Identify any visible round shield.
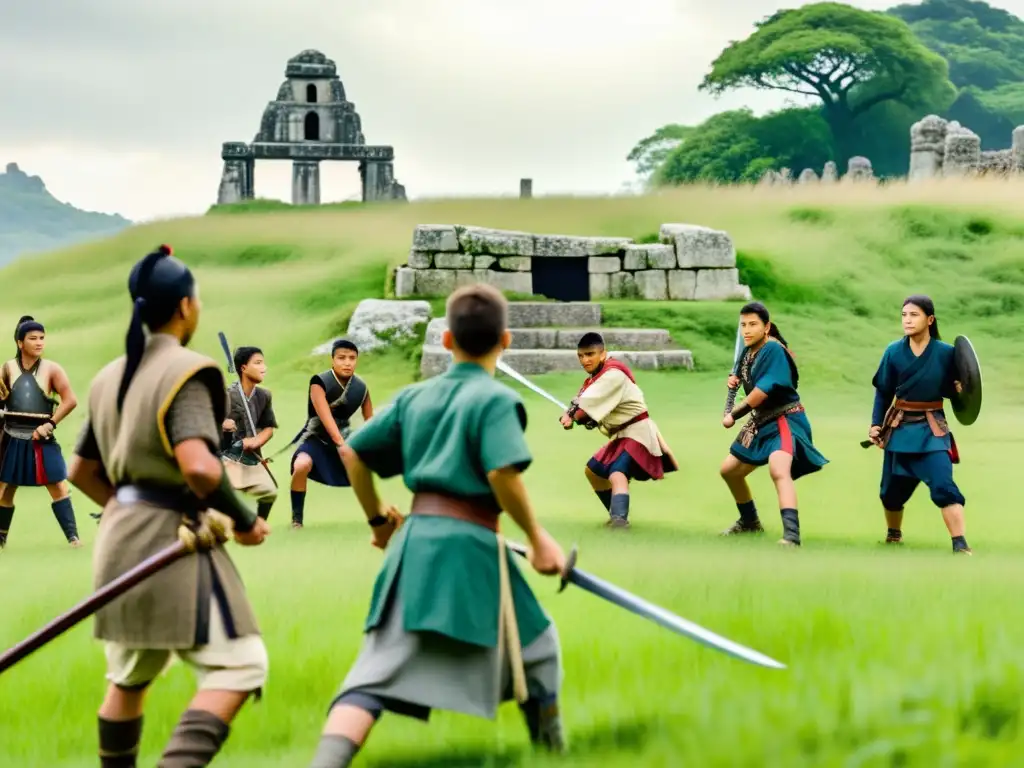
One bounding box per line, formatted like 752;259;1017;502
950;335;982;426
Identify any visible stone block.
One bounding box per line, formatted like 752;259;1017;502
646;244;677;269
660;224;736;268
454;270;478;287
424;317;447;346
533;234;632;257
668;270;697;300
509;329;558;349
694;268;749;300
506;302;601;328
458;226;534;256
589;273;612;298
414;268;456;296
394;267;416;297
476;269;532;294
474;255;496;269
408;250;432;269
434;252;474;269
498;256;531;271
412;224;459;252
635;270;667;300
588;256;621;273
314;298;431;354
622;246;648;270
610;272;637;299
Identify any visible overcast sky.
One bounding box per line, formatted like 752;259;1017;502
3;0;1021;221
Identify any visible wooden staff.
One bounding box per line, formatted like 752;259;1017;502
0;512;233;676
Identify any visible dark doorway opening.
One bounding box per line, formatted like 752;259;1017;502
306;84;318;103
304;112;320;140
531;257;589;301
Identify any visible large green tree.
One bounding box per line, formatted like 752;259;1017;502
699;2;957;164
625;124;694;181
654;107;836;185
889;0;1024;147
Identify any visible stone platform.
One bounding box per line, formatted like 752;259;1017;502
419;302;694;377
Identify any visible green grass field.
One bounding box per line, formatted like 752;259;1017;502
2;179;1024;766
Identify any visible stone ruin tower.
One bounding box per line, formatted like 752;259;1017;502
909;114;1024;179
216;49;407;206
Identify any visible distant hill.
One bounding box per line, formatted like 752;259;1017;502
0;162;131;265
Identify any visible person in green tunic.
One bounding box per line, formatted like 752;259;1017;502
306;283;569;768
719;302;828;547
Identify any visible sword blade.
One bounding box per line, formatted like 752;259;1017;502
496;358;568;411
506;541;786;670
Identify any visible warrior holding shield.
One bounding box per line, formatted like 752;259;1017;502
867;295;979;554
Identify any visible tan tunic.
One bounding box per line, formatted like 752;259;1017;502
85;333;259;648
576;365;666;458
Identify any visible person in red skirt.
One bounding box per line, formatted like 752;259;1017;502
560;332;677;529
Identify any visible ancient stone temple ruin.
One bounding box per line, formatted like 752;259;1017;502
216;50;406;206
909;115;1024;180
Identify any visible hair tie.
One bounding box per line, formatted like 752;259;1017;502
158;244;173;256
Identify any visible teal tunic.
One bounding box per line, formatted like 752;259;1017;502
346;362;551;650
729;339;828;480
871;337;957;454
871;337;965;509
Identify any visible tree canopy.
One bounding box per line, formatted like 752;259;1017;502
700;2;956;163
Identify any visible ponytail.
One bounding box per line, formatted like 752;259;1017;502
117;245;189;412
14;315;44;359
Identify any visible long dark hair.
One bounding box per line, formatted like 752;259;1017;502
902;294;940;339
14;315;43;359
117;244;196;411
740;301;789;348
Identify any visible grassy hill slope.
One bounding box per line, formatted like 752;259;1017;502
2;177;1023;401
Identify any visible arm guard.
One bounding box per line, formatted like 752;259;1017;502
567;398;600;430
731;401;752;420
205;469;258;533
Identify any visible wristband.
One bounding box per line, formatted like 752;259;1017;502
368;514;389;527
206;469;258;533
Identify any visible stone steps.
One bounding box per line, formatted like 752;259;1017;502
419;302;694;378
420;346;694;378
424;319;672;351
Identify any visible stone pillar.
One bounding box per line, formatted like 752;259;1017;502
846;156;874;181
943;122;981;177
217;142;253;205
821;161;838;183
798;168;818;184
361;160;380;201
292;160;321;205
909;115;948;181
1012;126;1024;173
520;178;533;198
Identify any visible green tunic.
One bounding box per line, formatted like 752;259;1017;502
348;361;551;650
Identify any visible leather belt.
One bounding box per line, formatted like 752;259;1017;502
410;492;501;532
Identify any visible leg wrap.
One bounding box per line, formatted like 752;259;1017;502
99;716;143;768
609;493;629;521
737;499;758;525
291;490;306;525
780;508;800;545
519;694;566;753
51;497;79;541
157;709;230;768
257;499;273;521
0;505;13;546
308;735;360;768
595;489;612;512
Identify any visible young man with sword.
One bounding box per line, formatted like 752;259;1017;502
560;332;677;529
217;338;278;520
0;314;83;548
65;245;271;767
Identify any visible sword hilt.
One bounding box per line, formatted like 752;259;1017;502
558;545;578;593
